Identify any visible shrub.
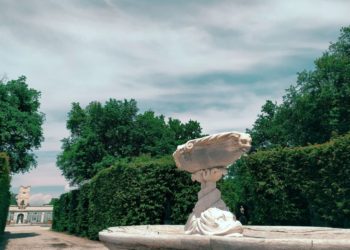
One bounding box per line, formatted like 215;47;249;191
0;153;10;234
75;184;90;237
53;155;198;239
230;134;350;227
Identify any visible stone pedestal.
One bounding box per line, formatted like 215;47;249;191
184;167;243;236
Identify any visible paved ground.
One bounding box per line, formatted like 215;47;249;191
0;225;108;250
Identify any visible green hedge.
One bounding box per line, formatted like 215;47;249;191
232;134;350;227
0;153;10;234
53;155;198;239
54;135;350;237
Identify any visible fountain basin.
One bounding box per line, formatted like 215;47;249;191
99;225;350;250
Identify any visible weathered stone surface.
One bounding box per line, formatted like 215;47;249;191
183;167;243;236
99;225;350;250
185;207;243;236
173;132;251;173
16;186;30;208
172;132;251;236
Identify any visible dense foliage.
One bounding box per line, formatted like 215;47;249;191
248;26;350;149
53;156;199;239
0;76;44;173
57;99;202;185
0;153;10;234
10;192;17;205
230;134;350;227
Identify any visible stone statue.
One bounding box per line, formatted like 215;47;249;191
173;132;251;236
16;186;31;209
238;205;247;225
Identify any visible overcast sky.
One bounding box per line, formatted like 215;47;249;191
2;0;350;204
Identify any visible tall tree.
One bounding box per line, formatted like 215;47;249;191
10;192;17;205
0;76;44;173
248;26;350;149
57;99;202;185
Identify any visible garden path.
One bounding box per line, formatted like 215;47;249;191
0;225;107;250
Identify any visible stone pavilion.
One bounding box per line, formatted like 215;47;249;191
7;186;53;225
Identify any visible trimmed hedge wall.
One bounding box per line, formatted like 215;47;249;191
0;153;10;234
54;134;350;239
53;156;199;239
232;134;350;227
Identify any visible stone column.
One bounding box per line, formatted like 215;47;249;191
23;212;28;224
41;212;45;223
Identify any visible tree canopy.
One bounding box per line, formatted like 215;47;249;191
0;76;44;173
57;99;202;185
248;26;350;149
10;192;17;206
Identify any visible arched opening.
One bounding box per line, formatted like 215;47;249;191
16;213;24;224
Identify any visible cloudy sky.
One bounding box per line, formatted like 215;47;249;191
2;0;350;204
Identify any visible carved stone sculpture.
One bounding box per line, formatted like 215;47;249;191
173;132;251;236
16;186;31;209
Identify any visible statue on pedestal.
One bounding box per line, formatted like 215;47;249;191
173;132;251;236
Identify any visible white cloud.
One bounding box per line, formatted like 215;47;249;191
29;193;52;206
2;0;350;192
11;159;69;188
168;92;269;134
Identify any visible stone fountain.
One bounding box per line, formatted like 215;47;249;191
172;131;251;236
99;131;350;249
99;132;256;249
